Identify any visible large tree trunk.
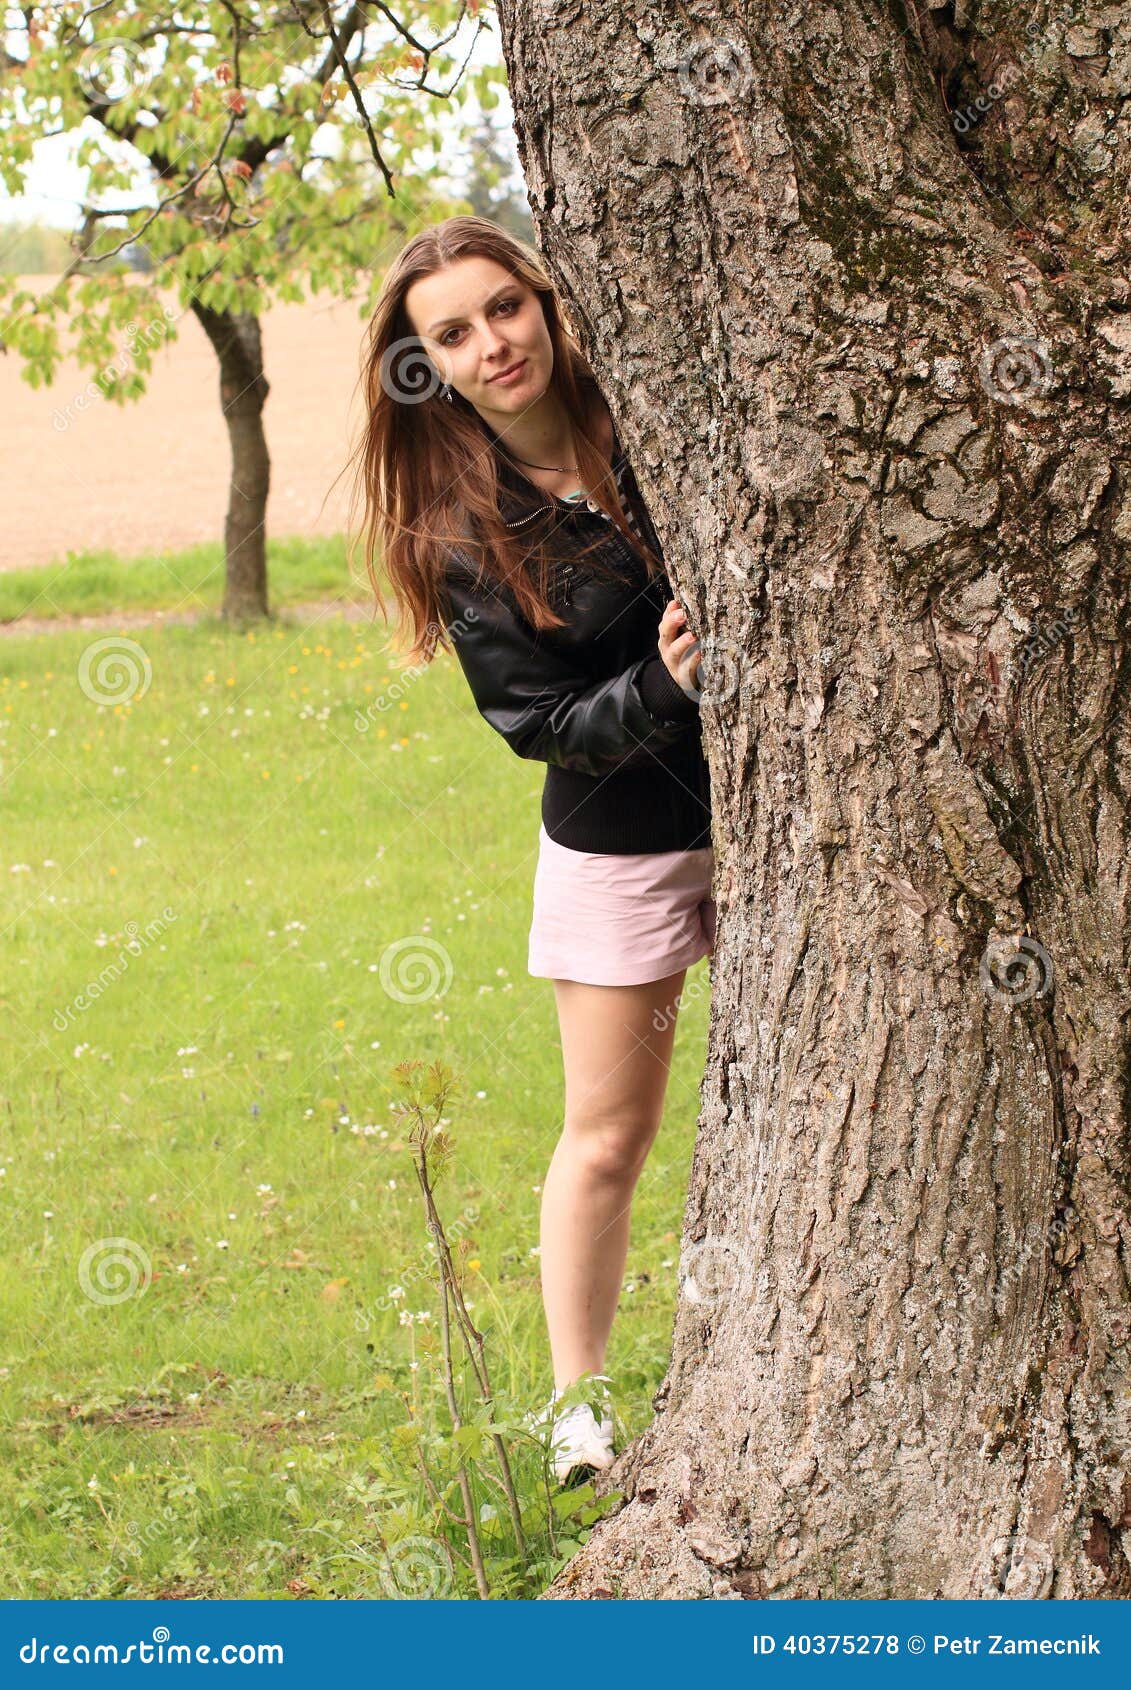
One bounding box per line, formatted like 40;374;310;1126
498;0;1131;1598
193;303;271;620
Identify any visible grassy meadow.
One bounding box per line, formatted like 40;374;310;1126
0;535;364;626
0;537;712;1599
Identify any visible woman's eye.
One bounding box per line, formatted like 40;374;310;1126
439;299;519;346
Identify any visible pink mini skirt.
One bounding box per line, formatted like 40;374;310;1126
527;823;716;986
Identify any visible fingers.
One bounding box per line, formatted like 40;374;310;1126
659;599;689;642
658;598;704;690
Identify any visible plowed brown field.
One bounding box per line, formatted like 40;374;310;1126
1;275;372;572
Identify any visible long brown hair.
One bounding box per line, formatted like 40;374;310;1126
345;214;663;667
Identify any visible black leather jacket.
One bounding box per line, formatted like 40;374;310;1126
438;420;712;854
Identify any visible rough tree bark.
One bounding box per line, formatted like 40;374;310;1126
192;303;271;620
496;0;1131;1598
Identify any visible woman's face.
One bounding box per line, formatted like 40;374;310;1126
403;255;553;422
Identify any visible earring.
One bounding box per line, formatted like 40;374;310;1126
440;382;453;404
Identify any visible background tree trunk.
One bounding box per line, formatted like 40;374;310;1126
193;303;271;620
497;0;1131;1598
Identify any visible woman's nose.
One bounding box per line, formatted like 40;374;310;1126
478;326;509;359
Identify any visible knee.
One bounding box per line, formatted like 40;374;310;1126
562;1117;657;1184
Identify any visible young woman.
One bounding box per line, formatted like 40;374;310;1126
350;215;714;1485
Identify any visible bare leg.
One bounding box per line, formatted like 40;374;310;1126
539;967;688;1392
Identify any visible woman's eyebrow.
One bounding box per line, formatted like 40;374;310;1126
426;286;517;335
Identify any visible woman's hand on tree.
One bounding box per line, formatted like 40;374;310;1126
658;598;702;693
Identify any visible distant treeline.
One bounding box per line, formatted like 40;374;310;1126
0;220;150;275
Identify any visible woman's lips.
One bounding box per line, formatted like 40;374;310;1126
488;359;526;386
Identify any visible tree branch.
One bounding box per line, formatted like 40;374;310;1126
315;0;395;196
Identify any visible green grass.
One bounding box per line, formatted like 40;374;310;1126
0;593;711;1598
0;534;368;626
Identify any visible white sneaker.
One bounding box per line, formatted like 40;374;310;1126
527;1378;616;1485
547;1401;615;1485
